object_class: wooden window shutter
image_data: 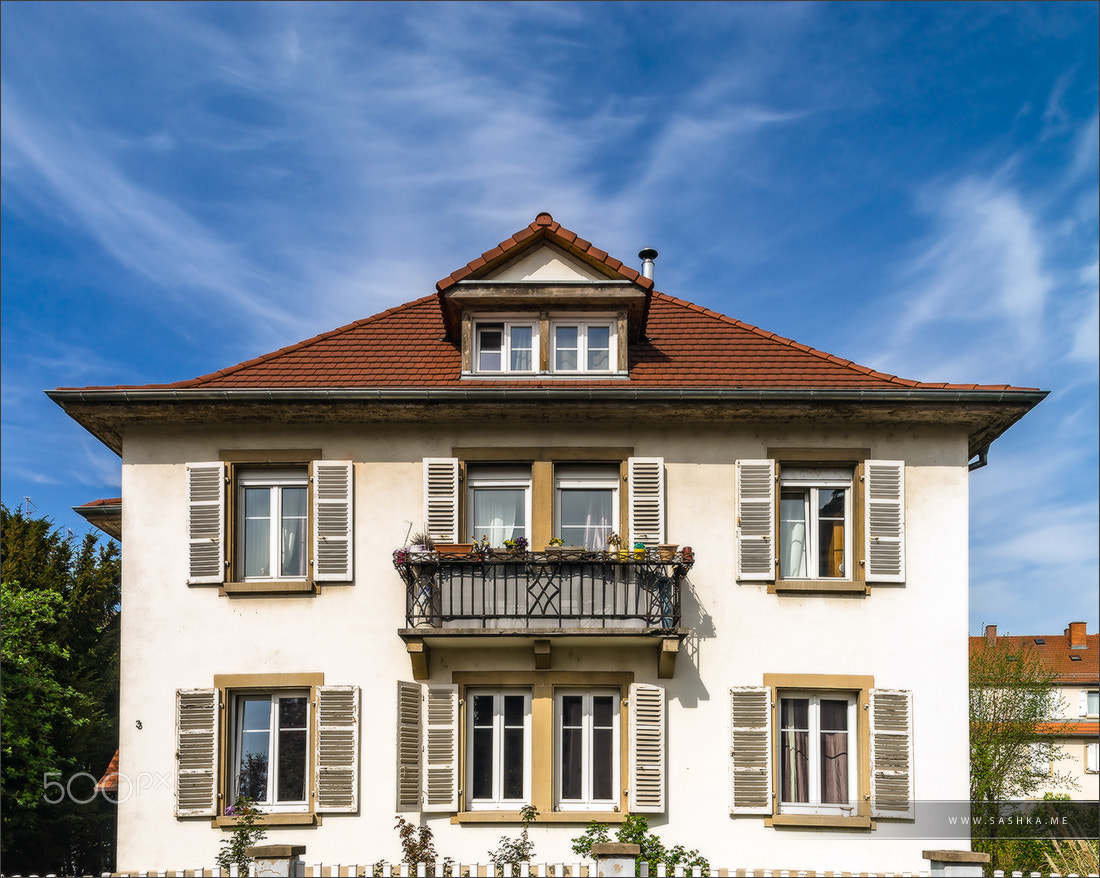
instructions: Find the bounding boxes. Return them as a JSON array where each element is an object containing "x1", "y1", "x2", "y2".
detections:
[
  {"x1": 736, "y1": 460, "x2": 776, "y2": 581},
  {"x1": 315, "y1": 685, "x2": 359, "y2": 813},
  {"x1": 422, "y1": 684, "x2": 458, "y2": 812},
  {"x1": 312, "y1": 461, "x2": 354, "y2": 582},
  {"x1": 186, "y1": 463, "x2": 225, "y2": 584},
  {"x1": 628, "y1": 457, "x2": 666, "y2": 548},
  {"x1": 396, "y1": 681, "x2": 422, "y2": 811},
  {"x1": 423, "y1": 458, "x2": 459, "y2": 543},
  {"x1": 870, "y1": 688, "x2": 914, "y2": 818},
  {"x1": 1078, "y1": 690, "x2": 1089, "y2": 717},
  {"x1": 175, "y1": 688, "x2": 218, "y2": 816},
  {"x1": 864, "y1": 460, "x2": 905, "y2": 583},
  {"x1": 628, "y1": 682, "x2": 666, "y2": 813},
  {"x1": 729, "y1": 686, "x2": 773, "y2": 815}
]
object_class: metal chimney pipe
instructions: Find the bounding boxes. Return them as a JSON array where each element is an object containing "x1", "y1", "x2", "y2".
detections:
[{"x1": 639, "y1": 248, "x2": 658, "y2": 280}]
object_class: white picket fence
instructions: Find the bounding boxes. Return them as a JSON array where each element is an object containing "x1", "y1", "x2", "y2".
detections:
[{"x1": 4, "y1": 868, "x2": 1099, "y2": 878}]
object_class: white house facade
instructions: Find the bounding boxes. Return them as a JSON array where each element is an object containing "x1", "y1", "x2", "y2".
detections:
[{"x1": 53, "y1": 213, "x2": 1046, "y2": 871}]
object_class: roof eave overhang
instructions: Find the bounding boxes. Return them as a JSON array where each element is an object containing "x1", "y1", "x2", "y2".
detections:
[
  {"x1": 48, "y1": 386, "x2": 1047, "y2": 460},
  {"x1": 440, "y1": 281, "x2": 650, "y2": 341},
  {"x1": 73, "y1": 502, "x2": 123, "y2": 541}
]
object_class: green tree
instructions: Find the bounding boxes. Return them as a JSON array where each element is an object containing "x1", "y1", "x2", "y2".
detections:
[
  {"x1": 1, "y1": 504, "x2": 121, "y2": 874},
  {"x1": 571, "y1": 814, "x2": 709, "y2": 874},
  {"x1": 970, "y1": 637, "x2": 1078, "y2": 871}
]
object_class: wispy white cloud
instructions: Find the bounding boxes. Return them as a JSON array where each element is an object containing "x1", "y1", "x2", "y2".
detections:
[
  {"x1": 0, "y1": 86, "x2": 296, "y2": 331},
  {"x1": 869, "y1": 175, "x2": 1051, "y2": 383}
]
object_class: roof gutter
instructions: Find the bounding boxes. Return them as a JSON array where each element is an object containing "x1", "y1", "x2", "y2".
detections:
[{"x1": 47, "y1": 386, "x2": 1049, "y2": 406}]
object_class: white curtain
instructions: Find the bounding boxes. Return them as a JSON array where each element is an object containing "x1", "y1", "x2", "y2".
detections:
[
  {"x1": 780, "y1": 493, "x2": 807, "y2": 578},
  {"x1": 475, "y1": 489, "x2": 520, "y2": 547}
]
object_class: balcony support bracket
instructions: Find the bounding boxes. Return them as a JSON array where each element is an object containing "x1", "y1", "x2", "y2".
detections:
[
  {"x1": 534, "y1": 638, "x2": 552, "y2": 669},
  {"x1": 658, "y1": 637, "x2": 679, "y2": 679},
  {"x1": 407, "y1": 639, "x2": 430, "y2": 681}
]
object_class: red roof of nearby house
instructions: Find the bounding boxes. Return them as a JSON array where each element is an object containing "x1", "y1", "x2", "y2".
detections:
[
  {"x1": 970, "y1": 623, "x2": 1099, "y2": 685},
  {"x1": 54, "y1": 214, "x2": 1040, "y2": 395},
  {"x1": 75, "y1": 497, "x2": 122, "y2": 509},
  {"x1": 1035, "y1": 721, "x2": 1099, "y2": 737},
  {"x1": 95, "y1": 749, "x2": 119, "y2": 793}
]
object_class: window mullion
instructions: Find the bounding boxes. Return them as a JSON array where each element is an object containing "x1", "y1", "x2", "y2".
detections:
[
  {"x1": 268, "y1": 695, "x2": 280, "y2": 804},
  {"x1": 582, "y1": 693, "x2": 593, "y2": 804},
  {"x1": 807, "y1": 490, "x2": 819, "y2": 579},
  {"x1": 808, "y1": 696, "x2": 821, "y2": 806},
  {"x1": 494, "y1": 694, "x2": 504, "y2": 804},
  {"x1": 270, "y1": 487, "x2": 281, "y2": 582}
]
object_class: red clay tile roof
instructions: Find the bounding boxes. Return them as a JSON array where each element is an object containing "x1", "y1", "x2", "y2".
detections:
[
  {"x1": 58, "y1": 214, "x2": 1039, "y2": 393},
  {"x1": 1035, "y1": 721, "x2": 1099, "y2": 737},
  {"x1": 73, "y1": 291, "x2": 1032, "y2": 392},
  {"x1": 95, "y1": 749, "x2": 119, "y2": 793},
  {"x1": 970, "y1": 626, "x2": 1099, "y2": 685},
  {"x1": 75, "y1": 498, "x2": 122, "y2": 509}
]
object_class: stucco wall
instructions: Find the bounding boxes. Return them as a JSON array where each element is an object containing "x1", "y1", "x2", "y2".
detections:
[{"x1": 115, "y1": 418, "x2": 972, "y2": 870}]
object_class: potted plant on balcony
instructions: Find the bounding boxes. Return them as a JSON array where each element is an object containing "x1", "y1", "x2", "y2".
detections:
[
  {"x1": 503, "y1": 536, "x2": 528, "y2": 558},
  {"x1": 433, "y1": 540, "x2": 475, "y2": 556},
  {"x1": 408, "y1": 531, "x2": 435, "y2": 561},
  {"x1": 606, "y1": 532, "x2": 626, "y2": 561},
  {"x1": 657, "y1": 543, "x2": 679, "y2": 562}
]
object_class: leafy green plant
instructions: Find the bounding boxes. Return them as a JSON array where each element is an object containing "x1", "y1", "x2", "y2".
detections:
[
  {"x1": 1046, "y1": 838, "x2": 1100, "y2": 876},
  {"x1": 215, "y1": 796, "x2": 266, "y2": 872},
  {"x1": 571, "y1": 814, "x2": 709, "y2": 874},
  {"x1": 395, "y1": 815, "x2": 449, "y2": 864},
  {"x1": 488, "y1": 804, "x2": 539, "y2": 873}
]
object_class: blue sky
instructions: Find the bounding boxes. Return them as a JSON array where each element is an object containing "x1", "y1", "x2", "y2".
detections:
[{"x1": 2, "y1": 2, "x2": 1096, "y2": 635}]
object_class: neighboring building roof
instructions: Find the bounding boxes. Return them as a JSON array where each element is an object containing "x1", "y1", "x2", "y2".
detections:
[
  {"x1": 73, "y1": 497, "x2": 122, "y2": 541},
  {"x1": 1035, "y1": 721, "x2": 1099, "y2": 738},
  {"x1": 95, "y1": 748, "x2": 119, "y2": 793},
  {"x1": 971, "y1": 622, "x2": 1099, "y2": 685}
]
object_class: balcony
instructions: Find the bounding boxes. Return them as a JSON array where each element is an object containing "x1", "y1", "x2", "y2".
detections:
[{"x1": 393, "y1": 548, "x2": 695, "y2": 679}]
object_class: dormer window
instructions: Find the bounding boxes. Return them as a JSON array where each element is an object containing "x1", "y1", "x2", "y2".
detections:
[
  {"x1": 552, "y1": 320, "x2": 615, "y2": 373},
  {"x1": 466, "y1": 314, "x2": 624, "y2": 377},
  {"x1": 475, "y1": 321, "x2": 537, "y2": 373}
]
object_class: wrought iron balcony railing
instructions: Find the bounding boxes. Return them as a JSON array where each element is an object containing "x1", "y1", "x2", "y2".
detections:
[{"x1": 393, "y1": 549, "x2": 694, "y2": 631}]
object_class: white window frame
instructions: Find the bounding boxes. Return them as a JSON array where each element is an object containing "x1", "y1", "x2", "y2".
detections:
[
  {"x1": 555, "y1": 689, "x2": 621, "y2": 810},
  {"x1": 550, "y1": 319, "x2": 617, "y2": 374},
  {"x1": 779, "y1": 467, "x2": 852, "y2": 581},
  {"x1": 229, "y1": 690, "x2": 310, "y2": 812},
  {"x1": 1086, "y1": 741, "x2": 1098, "y2": 774},
  {"x1": 465, "y1": 689, "x2": 532, "y2": 810},
  {"x1": 554, "y1": 465, "x2": 620, "y2": 550},
  {"x1": 236, "y1": 468, "x2": 309, "y2": 581},
  {"x1": 474, "y1": 320, "x2": 538, "y2": 374},
  {"x1": 777, "y1": 691, "x2": 858, "y2": 816},
  {"x1": 467, "y1": 466, "x2": 532, "y2": 548},
  {"x1": 1085, "y1": 689, "x2": 1099, "y2": 718}
]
